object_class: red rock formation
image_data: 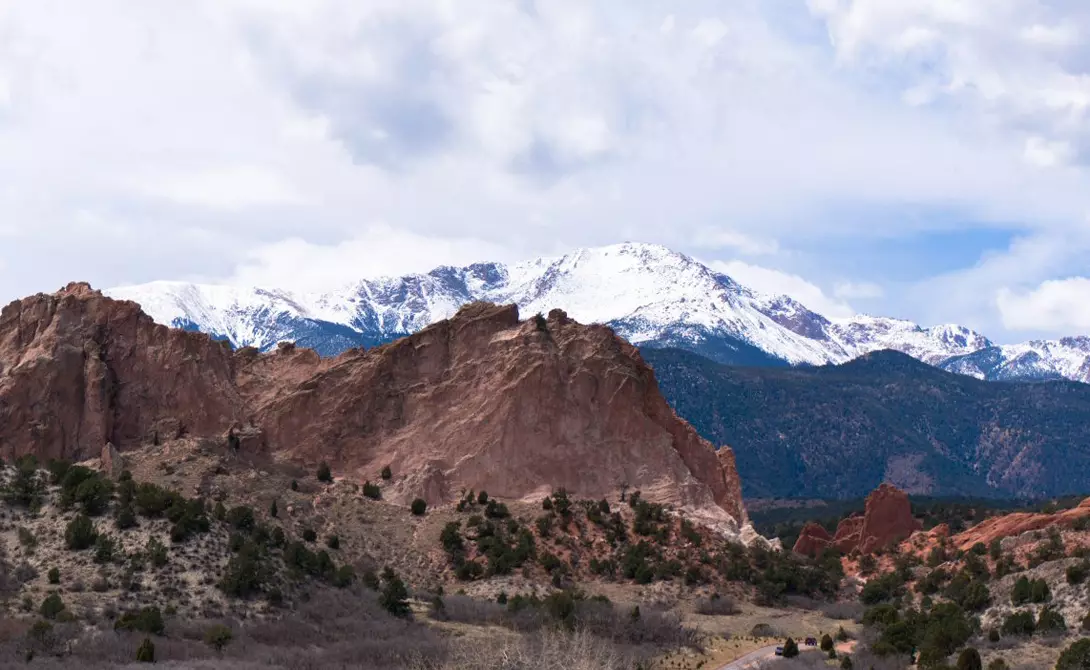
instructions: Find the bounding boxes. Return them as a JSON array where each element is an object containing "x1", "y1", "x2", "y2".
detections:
[
  {"x1": 792, "y1": 522, "x2": 834, "y2": 556},
  {"x1": 0, "y1": 286, "x2": 750, "y2": 530},
  {"x1": 833, "y1": 516, "x2": 866, "y2": 553},
  {"x1": 951, "y1": 497, "x2": 1090, "y2": 552},
  {"x1": 858, "y1": 483, "x2": 922, "y2": 553},
  {"x1": 795, "y1": 484, "x2": 921, "y2": 557}
]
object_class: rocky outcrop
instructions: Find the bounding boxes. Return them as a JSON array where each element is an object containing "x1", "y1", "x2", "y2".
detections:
[
  {"x1": 792, "y1": 523, "x2": 834, "y2": 556},
  {"x1": 857, "y1": 483, "x2": 922, "y2": 553},
  {"x1": 0, "y1": 285, "x2": 752, "y2": 535},
  {"x1": 0, "y1": 282, "x2": 243, "y2": 463},
  {"x1": 951, "y1": 498, "x2": 1090, "y2": 552},
  {"x1": 794, "y1": 484, "x2": 921, "y2": 556}
]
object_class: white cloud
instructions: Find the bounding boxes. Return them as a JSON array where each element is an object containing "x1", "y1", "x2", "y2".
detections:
[
  {"x1": 997, "y1": 277, "x2": 1090, "y2": 332},
  {"x1": 706, "y1": 259, "x2": 856, "y2": 318},
  {"x1": 0, "y1": 0, "x2": 1088, "y2": 343},
  {"x1": 1024, "y1": 136, "x2": 1074, "y2": 168},
  {"x1": 692, "y1": 229, "x2": 780, "y2": 256},
  {"x1": 229, "y1": 224, "x2": 524, "y2": 292},
  {"x1": 136, "y1": 166, "x2": 307, "y2": 210},
  {"x1": 835, "y1": 281, "x2": 884, "y2": 300}
]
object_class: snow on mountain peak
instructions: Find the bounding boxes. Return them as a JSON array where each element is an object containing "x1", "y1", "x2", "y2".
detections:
[{"x1": 104, "y1": 243, "x2": 1090, "y2": 383}]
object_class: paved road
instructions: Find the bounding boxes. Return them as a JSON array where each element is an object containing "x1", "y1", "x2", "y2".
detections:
[{"x1": 713, "y1": 645, "x2": 781, "y2": 669}]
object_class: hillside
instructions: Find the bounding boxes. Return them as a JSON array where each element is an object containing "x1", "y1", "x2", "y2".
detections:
[{"x1": 643, "y1": 347, "x2": 1090, "y2": 500}]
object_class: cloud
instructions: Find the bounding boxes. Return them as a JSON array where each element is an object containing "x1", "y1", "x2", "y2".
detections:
[
  {"x1": 0, "y1": 0, "x2": 1088, "y2": 343},
  {"x1": 996, "y1": 277, "x2": 1090, "y2": 332},
  {"x1": 135, "y1": 166, "x2": 307, "y2": 210},
  {"x1": 706, "y1": 259, "x2": 856, "y2": 318},
  {"x1": 834, "y1": 281, "x2": 885, "y2": 300},
  {"x1": 229, "y1": 224, "x2": 524, "y2": 292}
]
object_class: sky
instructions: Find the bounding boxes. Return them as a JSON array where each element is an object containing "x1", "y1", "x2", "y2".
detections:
[{"x1": 1, "y1": 1, "x2": 1090, "y2": 343}]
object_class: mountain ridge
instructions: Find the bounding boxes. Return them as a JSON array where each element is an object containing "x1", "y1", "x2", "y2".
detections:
[
  {"x1": 104, "y1": 242, "x2": 1090, "y2": 383},
  {"x1": 642, "y1": 346, "x2": 1090, "y2": 500}
]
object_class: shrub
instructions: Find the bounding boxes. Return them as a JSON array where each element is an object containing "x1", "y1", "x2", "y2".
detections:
[
  {"x1": 317, "y1": 462, "x2": 332, "y2": 483},
  {"x1": 40, "y1": 594, "x2": 65, "y2": 620},
  {"x1": 325, "y1": 534, "x2": 339, "y2": 549},
  {"x1": 1001, "y1": 611, "x2": 1035, "y2": 637},
  {"x1": 1057, "y1": 639, "x2": 1090, "y2": 670},
  {"x1": 290, "y1": 480, "x2": 298, "y2": 491},
  {"x1": 146, "y1": 536, "x2": 168, "y2": 567},
  {"x1": 782, "y1": 637, "x2": 799, "y2": 658},
  {"x1": 957, "y1": 648, "x2": 982, "y2": 670},
  {"x1": 269, "y1": 500, "x2": 278, "y2": 518},
  {"x1": 1037, "y1": 606, "x2": 1067, "y2": 634},
  {"x1": 3, "y1": 455, "x2": 43, "y2": 508},
  {"x1": 381, "y1": 465, "x2": 392, "y2": 480},
  {"x1": 836, "y1": 626, "x2": 850, "y2": 642},
  {"x1": 94, "y1": 534, "x2": 116, "y2": 564},
  {"x1": 302, "y1": 528, "x2": 317, "y2": 543},
  {"x1": 379, "y1": 567, "x2": 411, "y2": 618},
  {"x1": 820, "y1": 633, "x2": 834, "y2": 651},
  {"x1": 363, "y1": 481, "x2": 381, "y2": 500},
  {"x1": 477, "y1": 491, "x2": 489, "y2": 505},
  {"x1": 841, "y1": 656, "x2": 853, "y2": 670},
  {"x1": 213, "y1": 501, "x2": 226, "y2": 521},
  {"x1": 204, "y1": 624, "x2": 233, "y2": 652},
  {"x1": 65, "y1": 514, "x2": 97, "y2": 550},
  {"x1": 987, "y1": 660, "x2": 1008, "y2": 670},
  {"x1": 1011, "y1": 576, "x2": 1031, "y2": 605},
  {"x1": 115, "y1": 606, "x2": 165, "y2": 635},
  {"x1": 411, "y1": 498, "x2": 427, "y2": 516},
  {"x1": 17, "y1": 526, "x2": 37, "y2": 548},
  {"x1": 988, "y1": 628, "x2": 1000, "y2": 642},
  {"x1": 136, "y1": 638, "x2": 155, "y2": 663},
  {"x1": 115, "y1": 504, "x2": 137, "y2": 530},
  {"x1": 226, "y1": 505, "x2": 255, "y2": 531},
  {"x1": 1030, "y1": 578, "x2": 1051, "y2": 603},
  {"x1": 219, "y1": 541, "x2": 267, "y2": 597},
  {"x1": 333, "y1": 564, "x2": 355, "y2": 588},
  {"x1": 1066, "y1": 561, "x2": 1088, "y2": 585},
  {"x1": 47, "y1": 567, "x2": 59, "y2": 584}
]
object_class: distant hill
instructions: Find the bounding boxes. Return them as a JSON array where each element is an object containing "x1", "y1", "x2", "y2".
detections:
[{"x1": 643, "y1": 347, "x2": 1090, "y2": 500}]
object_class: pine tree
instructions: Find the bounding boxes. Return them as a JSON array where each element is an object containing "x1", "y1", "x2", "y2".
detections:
[{"x1": 783, "y1": 638, "x2": 799, "y2": 658}]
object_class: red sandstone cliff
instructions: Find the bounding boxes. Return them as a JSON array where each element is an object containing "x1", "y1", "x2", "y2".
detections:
[
  {"x1": 793, "y1": 483, "x2": 920, "y2": 556},
  {"x1": 0, "y1": 284, "x2": 749, "y2": 529}
]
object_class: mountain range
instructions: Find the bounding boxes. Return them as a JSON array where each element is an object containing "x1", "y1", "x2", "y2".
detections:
[
  {"x1": 106, "y1": 242, "x2": 1090, "y2": 383},
  {"x1": 643, "y1": 347, "x2": 1090, "y2": 500}
]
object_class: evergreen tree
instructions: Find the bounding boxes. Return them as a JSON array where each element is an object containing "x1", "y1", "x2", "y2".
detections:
[{"x1": 783, "y1": 638, "x2": 799, "y2": 658}]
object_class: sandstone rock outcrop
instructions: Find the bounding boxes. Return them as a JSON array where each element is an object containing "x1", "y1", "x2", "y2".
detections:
[
  {"x1": 792, "y1": 522, "x2": 834, "y2": 556},
  {"x1": 0, "y1": 285, "x2": 752, "y2": 533},
  {"x1": 950, "y1": 497, "x2": 1090, "y2": 552},
  {"x1": 794, "y1": 483, "x2": 921, "y2": 556}
]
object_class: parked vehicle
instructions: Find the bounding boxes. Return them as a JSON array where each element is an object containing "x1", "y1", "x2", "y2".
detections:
[{"x1": 775, "y1": 647, "x2": 784, "y2": 656}]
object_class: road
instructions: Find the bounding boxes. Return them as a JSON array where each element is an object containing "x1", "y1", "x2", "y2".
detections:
[{"x1": 713, "y1": 645, "x2": 781, "y2": 669}]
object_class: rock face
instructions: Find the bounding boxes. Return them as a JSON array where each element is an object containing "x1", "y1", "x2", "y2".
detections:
[
  {"x1": 856, "y1": 483, "x2": 922, "y2": 553},
  {"x1": 951, "y1": 497, "x2": 1090, "y2": 552},
  {"x1": 792, "y1": 523, "x2": 834, "y2": 556},
  {"x1": 0, "y1": 285, "x2": 751, "y2": 532},
  {"x1": 794, "y1": 484, "x2": 921, "y2": 556}
]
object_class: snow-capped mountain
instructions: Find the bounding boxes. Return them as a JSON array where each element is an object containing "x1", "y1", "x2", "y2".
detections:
[{"x1": 105, "y1": 242, "x2": 1090, "y2": 382}]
